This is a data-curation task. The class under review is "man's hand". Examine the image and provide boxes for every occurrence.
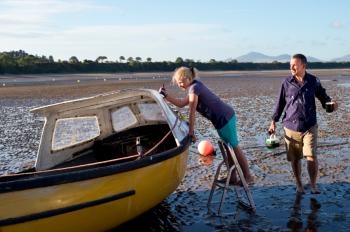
[268,120,276,134]
[158,84,167,98]
[332,100,339,111]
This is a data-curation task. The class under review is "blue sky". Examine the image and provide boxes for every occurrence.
[0,0,349,61]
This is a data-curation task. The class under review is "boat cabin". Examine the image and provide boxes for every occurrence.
[30,89,188,171]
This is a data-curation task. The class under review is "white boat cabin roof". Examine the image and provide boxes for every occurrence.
[31,89,188,170]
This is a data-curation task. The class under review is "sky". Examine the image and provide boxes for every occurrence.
[0,0,349,62]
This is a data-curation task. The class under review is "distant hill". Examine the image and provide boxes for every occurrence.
[235,52,285,63]
[306,56,323,62]
[331,54,350,62]
[235,52,323,63]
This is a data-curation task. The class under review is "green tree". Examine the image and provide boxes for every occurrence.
[96,56,107,63]
[69,56,79,64]
[175,57,183,63]
[0,53,15,66]
[119,56,125,63]
[209,59,216,64]
[146,57,152,62]
[83,59,94,64]
[48,55,54,63]
[184,59,194,63]
[127,57,134,63]
[135,57,142,62]
[17,55,36,66]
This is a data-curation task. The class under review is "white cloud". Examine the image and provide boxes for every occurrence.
[0,22,238,61]
[330,20,343,29]
[0,0,111,37]
[0,0,237,61]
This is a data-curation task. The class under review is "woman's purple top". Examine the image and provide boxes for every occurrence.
[188,80,234,129]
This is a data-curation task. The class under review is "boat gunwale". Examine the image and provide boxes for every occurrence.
[0,136,190,193]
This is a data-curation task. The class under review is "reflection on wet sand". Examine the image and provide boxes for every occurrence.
[287,193,321,231]
[114,201,183,232]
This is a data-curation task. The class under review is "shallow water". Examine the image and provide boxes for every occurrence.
[1,72,350,231]
[338,82,350,88]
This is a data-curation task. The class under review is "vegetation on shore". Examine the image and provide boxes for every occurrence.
[1,50,350,74]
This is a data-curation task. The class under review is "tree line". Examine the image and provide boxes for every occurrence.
[1,50,350,75]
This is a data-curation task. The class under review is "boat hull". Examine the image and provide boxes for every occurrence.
[0,149,189,232]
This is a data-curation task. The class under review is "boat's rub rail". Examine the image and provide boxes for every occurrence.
[0,190,136,226]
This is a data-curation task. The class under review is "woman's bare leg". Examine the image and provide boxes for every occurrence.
[232,145,253,184]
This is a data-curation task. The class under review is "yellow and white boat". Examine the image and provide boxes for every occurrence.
[0,89,190,232]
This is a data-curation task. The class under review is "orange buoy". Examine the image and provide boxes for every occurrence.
[197,140,214,156]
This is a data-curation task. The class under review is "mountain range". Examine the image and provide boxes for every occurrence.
[233,52,350,63]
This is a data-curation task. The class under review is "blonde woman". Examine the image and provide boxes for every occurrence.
[159,66,253,185]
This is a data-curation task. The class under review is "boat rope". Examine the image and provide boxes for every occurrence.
[0,116,180,178]
[142,116,179,157]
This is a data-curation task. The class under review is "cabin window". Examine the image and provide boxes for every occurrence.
[52,116,100,151]
[111,106,138,132]
[138,103,165,121]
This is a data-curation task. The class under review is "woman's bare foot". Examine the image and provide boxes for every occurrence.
[245,176,254,185]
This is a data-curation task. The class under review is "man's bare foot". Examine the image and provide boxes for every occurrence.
[311,188,321,194]
[310,184,320,194]
[296,184,305,194]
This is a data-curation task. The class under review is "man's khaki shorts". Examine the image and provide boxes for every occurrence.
[283,125,318,161]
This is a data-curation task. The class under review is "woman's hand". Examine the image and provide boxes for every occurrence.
[188,93,198,143]
[158,84,167,98]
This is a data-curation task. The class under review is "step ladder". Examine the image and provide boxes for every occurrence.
[207,140,256,214]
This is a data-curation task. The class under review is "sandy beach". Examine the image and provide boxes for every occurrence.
[1,69,350,231]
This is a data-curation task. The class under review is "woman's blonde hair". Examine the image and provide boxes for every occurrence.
[172,66,198,85]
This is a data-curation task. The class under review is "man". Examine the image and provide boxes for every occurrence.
[268,54,338,194]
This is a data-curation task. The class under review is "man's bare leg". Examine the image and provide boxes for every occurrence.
[307,156,319,194]
[291,159,304,193]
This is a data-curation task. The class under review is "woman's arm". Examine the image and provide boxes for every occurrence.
[165,95,189,108]
[188,93,198,139]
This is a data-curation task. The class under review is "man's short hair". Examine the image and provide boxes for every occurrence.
[292,54,307,65]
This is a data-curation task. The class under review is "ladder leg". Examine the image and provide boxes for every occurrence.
[207,161,224,207]
[218,171,231,214]
[227,145,256,212]
[208,140,256,214]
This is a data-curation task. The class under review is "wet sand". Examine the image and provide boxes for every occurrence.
[1,70,350,231]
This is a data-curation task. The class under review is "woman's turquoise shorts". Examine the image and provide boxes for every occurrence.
[217,114,239,148]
